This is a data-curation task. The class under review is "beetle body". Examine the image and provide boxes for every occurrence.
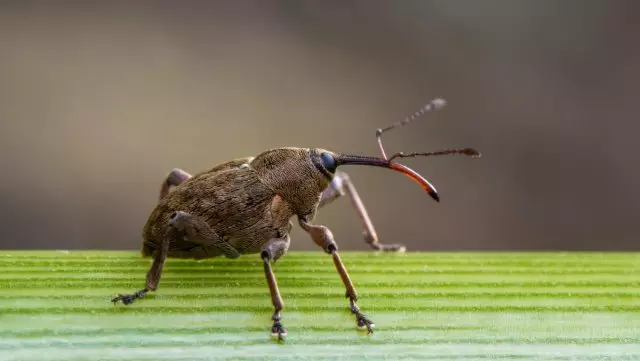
[111,98,481,341]
[141,147,335,259]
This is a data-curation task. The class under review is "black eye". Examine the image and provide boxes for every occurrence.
[320,152,337,174]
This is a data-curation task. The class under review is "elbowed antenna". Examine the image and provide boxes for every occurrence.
[376,98,447,160]
[335,97,480,202]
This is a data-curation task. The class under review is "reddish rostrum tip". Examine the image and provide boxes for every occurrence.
[389,162,440,202]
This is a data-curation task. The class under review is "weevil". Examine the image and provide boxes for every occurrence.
[111,98,481,340]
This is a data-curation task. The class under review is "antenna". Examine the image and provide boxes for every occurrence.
[388,148,481,162]
[375,98,447,160]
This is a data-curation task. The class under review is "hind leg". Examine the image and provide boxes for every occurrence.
[168,211,240,259]
[159,168,192,201]
[112,211,239,306]
[319,170,405,252]
[112,225,177,305]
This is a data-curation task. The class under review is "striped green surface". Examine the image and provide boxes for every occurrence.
[0,251,639,361]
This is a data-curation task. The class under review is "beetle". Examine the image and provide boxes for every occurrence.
[111,98,481,340]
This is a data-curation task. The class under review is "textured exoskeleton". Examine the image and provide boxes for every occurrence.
[111,99,481,340]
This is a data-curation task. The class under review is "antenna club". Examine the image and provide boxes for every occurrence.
[465,148,482,158]
[431,98,447,110]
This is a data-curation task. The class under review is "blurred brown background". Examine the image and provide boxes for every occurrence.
[1,0,638,251]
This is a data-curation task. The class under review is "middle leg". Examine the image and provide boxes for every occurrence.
[260,235,291,341]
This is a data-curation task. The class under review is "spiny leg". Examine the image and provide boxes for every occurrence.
[260,235,291,341]
[319,170,405,252]
[159,168,192,201]
[298,214,374,333]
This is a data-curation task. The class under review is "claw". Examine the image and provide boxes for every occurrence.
[377,243,406,252]
[366,233,407,252]
[111,294,136,305]
[356,314,375,334]
[350,298,374,334]
[111,289,147,305]
[113,295,132,305]
[270,321,287,341]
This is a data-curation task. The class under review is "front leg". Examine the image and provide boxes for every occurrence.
[260,235,291,341]
[319,170,405,252]
[298,215,375,333]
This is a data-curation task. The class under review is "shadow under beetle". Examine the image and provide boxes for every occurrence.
[112,98,481,340]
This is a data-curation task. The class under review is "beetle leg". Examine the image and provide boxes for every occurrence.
[298,215,375,334]
[260,235,291,341]
[111,222,178,305]
[159,168,192,201]
[168,211,240,259]
[112,211,240,306]
[319,170,405,252]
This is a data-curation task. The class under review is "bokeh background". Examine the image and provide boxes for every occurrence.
[1,0,638,251]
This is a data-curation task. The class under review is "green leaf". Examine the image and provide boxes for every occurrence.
[1,251,639,360]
